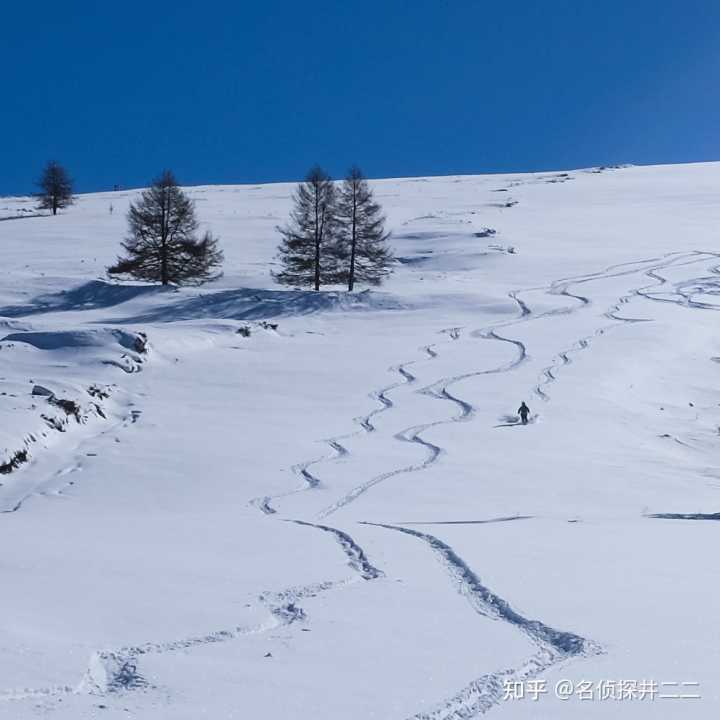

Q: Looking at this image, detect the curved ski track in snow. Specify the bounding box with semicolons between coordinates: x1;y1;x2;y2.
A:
528;252;714;404
319;252;715;517
287;519;384;579
11;254;710;706
249;329;462;515
316;326;525;519
363;522;601;718
635;251;720;310
0;520;381;702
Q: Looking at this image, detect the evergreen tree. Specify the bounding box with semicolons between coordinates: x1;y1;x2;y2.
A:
274;167;340;291
108;171;223;286
36;161;74;215
336;167;393;290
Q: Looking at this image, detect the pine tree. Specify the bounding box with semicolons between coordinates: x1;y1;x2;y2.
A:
336;167;393;291
274;166;340;291
108;171;223;286
36;161;74;215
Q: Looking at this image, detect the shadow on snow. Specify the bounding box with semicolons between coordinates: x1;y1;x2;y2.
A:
0;280;405;323
0;280;166;318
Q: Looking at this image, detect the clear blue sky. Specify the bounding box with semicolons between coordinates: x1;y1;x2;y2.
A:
3;0;719;194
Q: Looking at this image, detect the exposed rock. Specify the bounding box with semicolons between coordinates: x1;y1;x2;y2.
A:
31;384;54;398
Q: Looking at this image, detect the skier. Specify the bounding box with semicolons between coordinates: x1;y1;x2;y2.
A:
518;402;530;425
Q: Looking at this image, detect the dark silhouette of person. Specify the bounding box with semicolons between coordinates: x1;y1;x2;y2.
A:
518;402;530;425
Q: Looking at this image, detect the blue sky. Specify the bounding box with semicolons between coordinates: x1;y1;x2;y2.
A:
2;0;719;194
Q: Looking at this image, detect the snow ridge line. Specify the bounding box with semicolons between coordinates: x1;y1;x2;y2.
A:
363;522;600;719
0;523;383;702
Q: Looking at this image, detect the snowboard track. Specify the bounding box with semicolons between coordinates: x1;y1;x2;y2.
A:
363;522;601;719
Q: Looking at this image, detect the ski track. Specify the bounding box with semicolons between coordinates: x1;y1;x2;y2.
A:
646;511;720;521
0;519;381;703
9;249;720;711
396;515;532;526
286;519;384;580
529;251;716;405
362;522;601;719
18;250;708;707
316;326;525;519
319;251;717;517
248;328;461;516
635;251;720;310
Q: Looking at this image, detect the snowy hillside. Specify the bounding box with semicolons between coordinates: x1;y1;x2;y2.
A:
1;162;719;718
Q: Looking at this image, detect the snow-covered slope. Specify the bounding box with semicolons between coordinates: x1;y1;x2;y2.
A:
1;163;719;718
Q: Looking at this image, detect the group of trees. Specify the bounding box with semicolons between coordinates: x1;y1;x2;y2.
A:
275;166;393;291
35;163;223;285
33;161;393;290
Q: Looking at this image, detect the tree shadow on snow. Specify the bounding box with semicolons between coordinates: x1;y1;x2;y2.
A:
0;280;166;318
108;287;406;324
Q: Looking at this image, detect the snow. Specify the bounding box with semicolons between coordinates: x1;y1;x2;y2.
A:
1;162;720;717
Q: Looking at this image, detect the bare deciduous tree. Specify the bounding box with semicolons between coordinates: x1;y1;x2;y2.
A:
108;171;223;286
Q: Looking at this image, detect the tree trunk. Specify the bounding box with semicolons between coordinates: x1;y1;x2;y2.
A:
52;195;58;215
348;187;357;291
314;194;321;291
160;189;169;285
314;234;321;290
